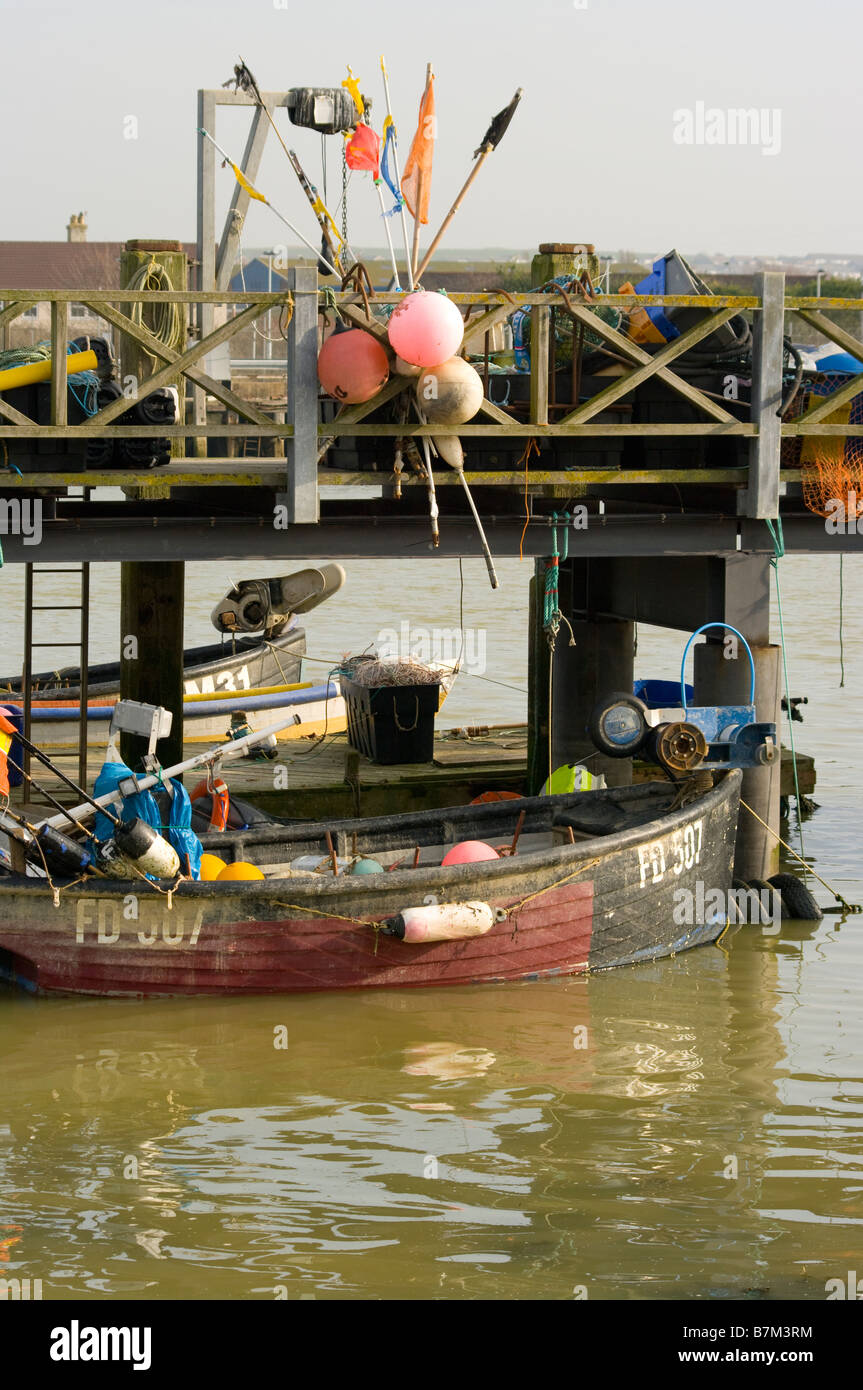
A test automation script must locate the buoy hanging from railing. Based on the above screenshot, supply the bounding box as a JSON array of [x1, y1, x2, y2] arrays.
[[416, 357, 483, 425], [318, 327, 389, 403], [388, 291, 464, 367]]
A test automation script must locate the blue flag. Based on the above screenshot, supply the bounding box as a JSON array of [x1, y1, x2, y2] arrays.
[[380, 119, 404, 217]]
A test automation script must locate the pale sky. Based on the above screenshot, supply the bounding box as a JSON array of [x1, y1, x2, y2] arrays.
[[2, 0, 859, 257]]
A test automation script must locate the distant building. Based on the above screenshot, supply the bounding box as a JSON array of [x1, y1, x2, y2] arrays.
[[0, 218, 194, 350]]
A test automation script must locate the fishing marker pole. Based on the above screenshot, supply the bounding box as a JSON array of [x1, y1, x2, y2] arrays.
[[199, 128, 341, 278]]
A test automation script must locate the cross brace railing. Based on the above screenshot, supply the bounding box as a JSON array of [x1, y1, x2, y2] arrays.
[[2, 282, 863, 521]]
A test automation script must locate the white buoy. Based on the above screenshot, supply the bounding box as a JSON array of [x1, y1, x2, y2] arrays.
[[386, 900, 497, 943]]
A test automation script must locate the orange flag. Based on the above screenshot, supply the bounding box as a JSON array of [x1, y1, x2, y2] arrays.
[[401, 70, 435, 225]]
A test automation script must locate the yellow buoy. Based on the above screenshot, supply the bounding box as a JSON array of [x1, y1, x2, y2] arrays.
[[199, 853, 227, 881], [217, 861, 265, 882]]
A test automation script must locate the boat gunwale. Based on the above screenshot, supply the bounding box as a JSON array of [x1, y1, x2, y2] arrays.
[[0, 771, 741, 906]]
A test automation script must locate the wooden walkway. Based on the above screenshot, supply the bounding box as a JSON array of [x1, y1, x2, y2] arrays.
[[13, 725, 815, 824]]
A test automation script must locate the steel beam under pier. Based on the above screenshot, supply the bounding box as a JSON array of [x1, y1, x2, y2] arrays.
[[1, 513, 861, 564], [568, 553, 772, 639], [695, 641, 782, 880]]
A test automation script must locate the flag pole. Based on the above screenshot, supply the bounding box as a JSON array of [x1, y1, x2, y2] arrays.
[[415, 87, 523, 282], [411, 63, 433, 281], [380, 55, 414, 291], [415, 152, 490, 282], [199, 128, 341, 278], [374, 178, 401, 288]]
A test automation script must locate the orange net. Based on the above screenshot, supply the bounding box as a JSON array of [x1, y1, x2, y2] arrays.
[[794, 371, 863, 520], [801, 437, 863, 520]]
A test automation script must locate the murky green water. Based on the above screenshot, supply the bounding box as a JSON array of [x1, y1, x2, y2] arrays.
[[1, 555, 862, 1300]]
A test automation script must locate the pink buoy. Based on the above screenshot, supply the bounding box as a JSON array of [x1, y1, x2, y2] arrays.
[[441, 840, 500, 866], [387, 291, 464, 368], [317, 328, 389, 404]]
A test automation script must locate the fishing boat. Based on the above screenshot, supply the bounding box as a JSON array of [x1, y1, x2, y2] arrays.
[[0, 771, 741, 997], [21, 680, 347, 749], [0, 564, 345, 705]]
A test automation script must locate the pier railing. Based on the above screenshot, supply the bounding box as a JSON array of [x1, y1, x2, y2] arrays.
[[2, 273, 863, 523]]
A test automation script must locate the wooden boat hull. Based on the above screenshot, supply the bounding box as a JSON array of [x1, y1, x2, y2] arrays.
[[26, 686, 347, 749], [0, 773, 741, 998], [0, 625, 305, 705]]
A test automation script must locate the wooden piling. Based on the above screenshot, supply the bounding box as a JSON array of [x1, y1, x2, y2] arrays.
[[119, 561, 185, 772]]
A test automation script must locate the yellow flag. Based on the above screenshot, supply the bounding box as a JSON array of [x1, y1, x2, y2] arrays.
[[231, 164, 266, 203], [342, 65, 364, 118]]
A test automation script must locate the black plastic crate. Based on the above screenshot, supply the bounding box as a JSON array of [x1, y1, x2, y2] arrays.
[[341, 675, 439, 764]]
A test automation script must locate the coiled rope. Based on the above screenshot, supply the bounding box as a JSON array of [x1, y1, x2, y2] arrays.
[[123, 259, 184, 367]]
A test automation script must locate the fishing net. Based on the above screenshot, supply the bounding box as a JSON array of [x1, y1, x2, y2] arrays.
[[797, 370, 863, 519], [512, 276, 622, 367], [801, 438, 863, 520], [341, 655, 442, 687]]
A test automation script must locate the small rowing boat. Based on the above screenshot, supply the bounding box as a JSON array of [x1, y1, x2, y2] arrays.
[[0, 771, 741, 997]]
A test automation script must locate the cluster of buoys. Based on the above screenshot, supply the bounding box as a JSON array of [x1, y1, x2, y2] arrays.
[[199, 852, 265, 882], [316, 292, 482, 425]]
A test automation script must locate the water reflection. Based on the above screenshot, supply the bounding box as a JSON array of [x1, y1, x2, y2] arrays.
[[2, 912, 861, 1300]]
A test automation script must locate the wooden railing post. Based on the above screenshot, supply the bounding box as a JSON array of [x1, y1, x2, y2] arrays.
[[283, 265, 319, 523], [746, 271, 785, 518], [530, 304, 550, 426], [50, 299, 68, 428]]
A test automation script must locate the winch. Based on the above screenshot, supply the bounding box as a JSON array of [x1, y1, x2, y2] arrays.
[[589, 624, 777, 774]]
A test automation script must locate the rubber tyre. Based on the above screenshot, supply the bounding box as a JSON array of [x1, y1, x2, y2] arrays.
[[747, 876, 781, 925], [768, 872, 823, 922], [588, 692, 650, 759]]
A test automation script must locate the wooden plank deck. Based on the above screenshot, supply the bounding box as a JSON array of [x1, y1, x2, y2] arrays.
[[12, 725, 815, 824]]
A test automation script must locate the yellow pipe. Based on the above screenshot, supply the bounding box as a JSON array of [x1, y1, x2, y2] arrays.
[[0, 349, 98, 393], [182, 681, 310, 703]]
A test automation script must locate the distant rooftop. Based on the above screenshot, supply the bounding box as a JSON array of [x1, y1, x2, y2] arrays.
[[0, 240, 195, 291]]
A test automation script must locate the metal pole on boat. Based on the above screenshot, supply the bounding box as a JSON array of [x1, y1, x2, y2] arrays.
[[380, 55, 414, 291], [37, 706, 336, 831]]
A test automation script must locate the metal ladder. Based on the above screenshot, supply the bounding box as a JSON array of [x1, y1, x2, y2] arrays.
[[22, 562, 91, 793]]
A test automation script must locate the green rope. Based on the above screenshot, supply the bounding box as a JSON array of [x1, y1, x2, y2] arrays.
[[543, 513, 564, 632], [765, 517, 805, 857]]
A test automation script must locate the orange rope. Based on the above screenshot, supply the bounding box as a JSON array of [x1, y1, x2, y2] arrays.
[[518, 438, 541, 559]]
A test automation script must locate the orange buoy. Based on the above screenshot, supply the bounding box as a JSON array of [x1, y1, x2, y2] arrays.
[[217, 861, 265, 881], [317, 328, 389, 403], [469, 791, 522, 805], [190, 777, 230, 832], [199, 853, 227, 881]]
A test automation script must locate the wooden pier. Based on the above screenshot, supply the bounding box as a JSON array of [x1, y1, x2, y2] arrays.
[[2, 82, 861, 877], [13, 726, 815, 825]]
